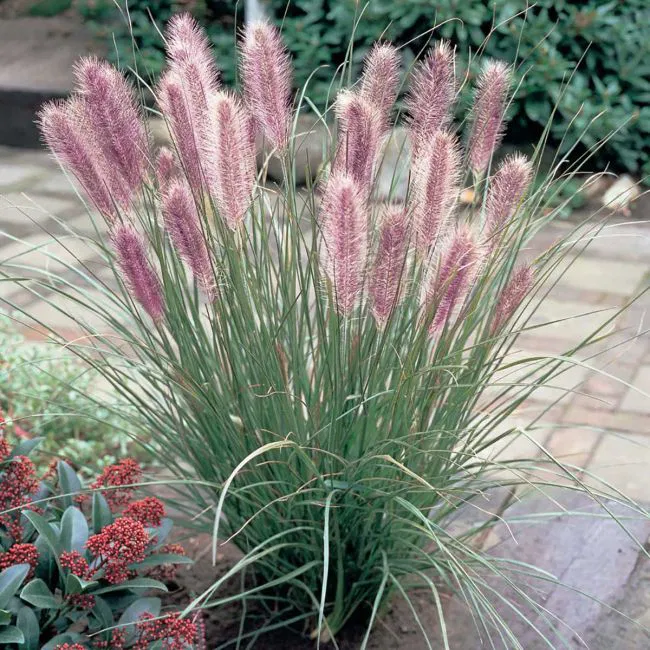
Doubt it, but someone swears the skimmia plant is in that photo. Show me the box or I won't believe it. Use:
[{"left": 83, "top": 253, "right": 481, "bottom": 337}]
[{"left": 1, "top": 11, "right": 647, "bottom": 648}]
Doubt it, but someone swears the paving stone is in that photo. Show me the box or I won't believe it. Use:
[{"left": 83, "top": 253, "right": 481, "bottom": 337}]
[
  {"left": 1, "top": 193, "right": 82, "bottom": 228},
  {"left": 619, "top": 366, "right": 650, "bottom": 414},
  {"left": 589, "top": 433, "right": 650, "bottom": 501},
  {"left": 0, "top": 162, "right": 47, "bottom": 190},
  {"left": 545, "top": 426, "right": 602, "bottom": 467}
]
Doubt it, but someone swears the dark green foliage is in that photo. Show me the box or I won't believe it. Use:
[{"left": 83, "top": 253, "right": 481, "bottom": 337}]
[
  {"left": 27, "top": 0, "right": 72, "bottom": 17},
  {"left": 80, "top": 0, "right": 650, "bottom": 174}
]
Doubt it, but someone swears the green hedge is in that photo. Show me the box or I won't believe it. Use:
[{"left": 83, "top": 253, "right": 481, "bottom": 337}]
[{"left": 81, "top": 0, "right": 650, "bottom": 177}]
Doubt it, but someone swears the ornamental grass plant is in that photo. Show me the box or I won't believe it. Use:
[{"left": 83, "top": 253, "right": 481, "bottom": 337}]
[{"left": 2, "top": 11, "right": 649, "bottom": 648}]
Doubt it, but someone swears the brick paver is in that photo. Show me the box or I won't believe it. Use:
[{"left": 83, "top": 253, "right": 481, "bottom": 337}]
[{"left": 1, "top": 144, "right": 649, "bottom": 501}]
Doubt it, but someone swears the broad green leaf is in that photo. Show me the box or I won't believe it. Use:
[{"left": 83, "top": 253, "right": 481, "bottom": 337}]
[
  {"left": 128, "top": 554, "right": 193, "bottom": 570},
  {"left": 93, "top": 578, "right": 168, "bottom": 595},
  {"left": 57, "top": 461, "right": 82, "bottom": 509},
  {"left": 23, "top": 511, "right": 63, "bottom": 565},
  {"left": 0, "top": 609, "right": 11, "bottom": 625},
  {"left": 65, "top": 573, "right": 98, "bottom": 596},
  {"left": 17, "top": 607, "right": 40, "bottom": 650},
  {"left": 60, "top": 506, "right": 89, "bottom": 553},
  {"left": 92, "top": 492, "right": 112, "bottom": 533},
  {"left": 41, "top": 633, "right": 83, "bottom": 650},
  {"left": 20, "top": 579, "right": 60, "bottom": 609},
  {"left": 91, "top": 595, "right": 114, "bottom": 630},
  {"left": 0, "top": 564, "right": 30, "bottom": 609},
  {"left": 8, "top": 438, "right": 43, "bottom": 459},
  {"left": 0, "top": 626, "right": 24, "bottom": 643}
]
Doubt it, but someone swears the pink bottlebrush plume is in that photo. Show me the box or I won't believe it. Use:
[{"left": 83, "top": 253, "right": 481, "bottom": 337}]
[
  {"left": 112, "top": 224, "right": 165, "bottom": 322},
  {"left": 157, "top": 71, "right": 205, "bottom": 194},
  {"left": 359, "top": 42, "right": 401, "bottom": 129},
  {"left": 162, "top": 178, "right": 216, "bottom": 298},
  {"left": 155, "top": 146, "right": 177, "bottom": 187},
  {"left": 319, "top": 173, "right": 369, "bottom": 315},
  {"left": 409, "top": 129, "right": 461, "bottom": 255},
  {"left": 422, "top": 225, "right": 483, "bottom": 335},
  {"left": 491, "top": 265, "right": 534, "bottom": 334},
  {"left": 74, "top": 57, "right": 148, "bottom": 207},
  {"left": 204, "top": 91, "right": 257, "bottom": 229},
  {"left": 406, "top": 41, "right": 456, "bottom": 151},
  {"left": 369, "top": 205, "right": 409, "bottom": 326},
  {"left": 468, "top": 60, "right": 511, "bottom": 176},
  {"left": 165, "top": 13, "right": 219, "bottom": 162},
  {"left": 38, "top": 99, "right": 116, "bottom": 221},
  {"left": 240, "top": 21, "right": 293, "bottom": 151},
  {"left": 334, "top": 91, "right": 384, "bottom": 195},
  {"left": 484, "top": 153, "right": 533, "bottom": 248}
]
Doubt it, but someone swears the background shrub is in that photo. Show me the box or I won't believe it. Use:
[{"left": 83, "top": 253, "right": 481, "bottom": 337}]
[{"left": 81, "top": 0, "right": 650, "bottom": 178}]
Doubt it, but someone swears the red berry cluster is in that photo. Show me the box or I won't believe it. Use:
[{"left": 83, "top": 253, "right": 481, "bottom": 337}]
[
  {"left": 149, "top": 543, "right": 186, "bottom": 582},
  {"left": 53, "top": 644, "right": 87, "bottom": 650},
  {"left": 92, "top": 628, "right": 127, "bottom": 649},
  {"left": 0, "top": 455, "right": 39, "bottom": 541},
  {"left": 89, "top": 458, "right": 142, "bottom": 510},
  {"left": 0, "top": 435, "right": 10, "bottom": 462},
  {"left": 86, "top": 517, "right": 150, "bottom": 584},
  {"left": 60, "top": 550, "right": 93, "bottom": 580},
  {"left": 123, "top": 497, "right": 166, "bottom": 527},
  {"left": 134, "top": 612, "right": 197, "bottom": 650},
  {"left": 0, "top": 543, "right": 39, "bottom": 577}
]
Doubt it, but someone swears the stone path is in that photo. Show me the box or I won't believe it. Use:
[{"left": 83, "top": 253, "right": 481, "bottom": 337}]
[{"left": 2, "top": 144, "right": 650, "bottom": 502}]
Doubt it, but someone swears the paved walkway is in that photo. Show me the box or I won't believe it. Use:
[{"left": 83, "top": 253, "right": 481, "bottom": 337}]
[{"left": 1, "top": 144, "right": 650, "bottom": 504}]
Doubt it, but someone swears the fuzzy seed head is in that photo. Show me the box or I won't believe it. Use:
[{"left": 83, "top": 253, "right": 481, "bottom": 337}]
[
  {"left": 157, "top": 71, "right": 206, "bottom": 194},
  {"left": 162, "top": 178, "right": 215, "bottom": 298},
  {"left": 406, "top": 41, "right": 456, "bottom": 151},
  {"left": 38, "top": 99, "right": 117, "bottom": 221},
  {"left": 468, "top": 60, "right": 511, "bottom": 176},
  {"left": 155, "top": 146, "right": 177, "bottom": 187},
  {"left": 409, "top": 129, "right": 462, "bottom": 255},
  {"left": 320, "top": 173, "right": 369, "bottom": 314},
  {"left": 359, "top": 43, "right": 401, "bottom": 129},
  {"left": 334, "top": 91, "right": 384, "bottom": 196},
  {"left": 240, "top": 21, "right": 293, "bottom": 151},
  {"left": 369, "top": 205, "right": 409, "bottom": 326},
  {"left": 484, "top": 153, "right": 533, "bottom": 248},
  {"left": 112, "top": 224, "right": 165, "bottom": 322},
  {"left": 491, "top": 265, "right": 534, "bottom": 334},
  {"left": 423, "top": 225, "right": 483, "bottom": 335},
  {"left": 204, "top": 91, "right": 257, "bottom": 229},
  {"left": 74, "top": 57, "right": 148, "bottom": 203}
]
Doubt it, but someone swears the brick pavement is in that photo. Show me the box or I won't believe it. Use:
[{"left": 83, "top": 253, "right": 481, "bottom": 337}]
[{"left": 1, "top": 144, "right": 650, "bottom": 501}]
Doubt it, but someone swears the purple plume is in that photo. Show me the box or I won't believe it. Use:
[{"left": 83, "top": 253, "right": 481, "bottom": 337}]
[
  {"left": 406, "top": 42, "right": 456, "bottom": 152},
  {"left": 157, "top": 71, "right": 205, "bottom": 194},
  {"left": 240, "top": 21, "right": 293, "bottom": 151},
  {"left": 369, "top": 205, "right": 409, "bottom": 326},
  {"left": 334, "top": 91, "right": 384, "bottom": 196},
  {"left": 484, "top": 154, "right": 533, "bottom": 248},
  {"left": 359, "top": 43, "right": 401, "bottom": 130},
  {"left": 204, "top": 91, "right": 257, "bottom": 229},
  {"left": 38, "top": 99, "right": 116, "bottom": 221},
  {"left": 162, "top": 179, "right": 215, "bottom": 299},
  {"left": 155, "top": 146, "right": 177, "bottom": 187},
  {"left": 422, "top": 225, "right": 483, "bottom": 335},
  {"left": 409, "top": 129, "right": 461, "bottom": 255},
  {"left": 74, "top": 57, "right": 148, "bottom": 206},
  {"left": 319, "top": 173, "right": 369, "bottom": 315},
  {"left": 491, "top": 265, "right": 534, "bottom": 334},
  {"left": 112, "top": 224, "right": 165, "bottom": 322},
  {"left": 468, "top": 60, "right": 511, "bottom": 176}
]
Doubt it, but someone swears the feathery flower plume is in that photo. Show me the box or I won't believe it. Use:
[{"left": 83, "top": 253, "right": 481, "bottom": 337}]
[
  {"left": 359, "top": 43, "right": 401, "bottom": 130},
  {"left": 468, "top": 60, "right": 511, "bottom": 176},
  {"left": 166, "top": 13, "right": 220, "bottom": 114},
  {"left": 409, "top": 129, "right": 461, "bottom": 255},
  {"left": 155, "top": 146, "right": 177, "bottom": 186},
  {"left": 74, "top": 57, "right": 148, "bottom": 204},
  {"left": 204, "top": 91, "right": 257, "bottom": 229},
  {"left": 320, "top": 173, "right": 369, "bottom": 314},
  {"left": 369, "top": 205, "right": 409, "bottom": 326},
  {"left": 334, "top": 91, "right": 384, "bottom": 195},
  {"left": 162, "top": 178, "right": 215, "bottom": 298},
  {"left": 112, "top": 224, "right": 165, "bottom": 322},
  {"left": 157, "top": 71, "right": 205, "bottom": 193},
  {"left": 484, "top": 153, "right": 533, "bottom": 248},
  {"left": 491, "top": 265, "right": 534, "bottom": 334},
  {"left": 422, "top": 225, "right": 483, "bottom": 335},
  {"left": 38, "top": 99, "right": 116, "bottom": 221},
  {"left": 406, "top": 41, "right": 456, "bottom": 151},
  {"left": 240, "top": 21, "right": 292, "bottom": 151}
]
